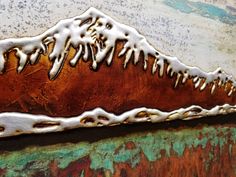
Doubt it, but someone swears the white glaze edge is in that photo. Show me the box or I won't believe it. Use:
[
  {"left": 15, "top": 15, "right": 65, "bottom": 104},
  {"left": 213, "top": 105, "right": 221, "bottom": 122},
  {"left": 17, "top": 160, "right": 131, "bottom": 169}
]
[
  {"left": 0, "top": 7, "right": 235, "bottom": 138},
  {"left": 0, "top": 104, "right": 235, "bottom": 137},
  {"left": 0, "top": 7, "right": 235, "bottom": 95}
]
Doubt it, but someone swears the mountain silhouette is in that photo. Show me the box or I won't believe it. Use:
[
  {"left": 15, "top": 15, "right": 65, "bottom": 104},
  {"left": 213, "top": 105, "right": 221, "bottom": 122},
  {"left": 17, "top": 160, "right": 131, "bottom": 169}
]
[{"left": 0, "top": 7, "right": 235, "bottom": 137}]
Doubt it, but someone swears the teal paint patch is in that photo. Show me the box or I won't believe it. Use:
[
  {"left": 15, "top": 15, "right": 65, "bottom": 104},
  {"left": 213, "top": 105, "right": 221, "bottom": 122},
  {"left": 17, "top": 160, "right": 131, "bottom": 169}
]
[
  {"left": 90, "top": 141, "right": 122, "bottom": 173},
  {"left": 114, "top": 144, "right": 141, "bottom": 168},
  {"left": 57, "top": 143, "right": 91, "bottom": 169},
  {"left": 136, "top": 133, "right": 172, "bottom": 160},
  {"left": 0, "top": 126, "right": 235, "bottom": 176},
  {"left": 164, "top": 0, "right": 236, "bottom": 25},
  {"left": 173, "top": 141, "right": 185, "bottom": 156},
  {"left": 0, "top": 143, "right": 91, "bottom": 177}
]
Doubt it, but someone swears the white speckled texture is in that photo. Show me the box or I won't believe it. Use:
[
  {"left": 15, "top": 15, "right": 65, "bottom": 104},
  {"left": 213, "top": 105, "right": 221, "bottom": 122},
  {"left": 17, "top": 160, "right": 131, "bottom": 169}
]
[
  {"left": 0, "top": 7, "right": 235, "bottom": 138},
  {"left": 0, "top": 7, "right": 235, "bottom": 94},
  {"left": 0, "top": 0, "right": 235, "bottom": 77}
]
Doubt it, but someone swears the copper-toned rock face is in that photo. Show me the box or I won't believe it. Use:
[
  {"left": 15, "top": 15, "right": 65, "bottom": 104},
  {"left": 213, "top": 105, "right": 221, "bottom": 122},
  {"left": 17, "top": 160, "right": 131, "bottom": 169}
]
[{"left": 0, "top": 7, "right": 235, "bottom": 137}]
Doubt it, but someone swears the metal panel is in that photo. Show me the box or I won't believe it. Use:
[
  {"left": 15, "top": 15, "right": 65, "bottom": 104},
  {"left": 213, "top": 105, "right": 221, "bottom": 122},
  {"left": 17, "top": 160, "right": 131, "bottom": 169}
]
[{"left": 0, "top": 114, "right": 236, "bottom": 177}]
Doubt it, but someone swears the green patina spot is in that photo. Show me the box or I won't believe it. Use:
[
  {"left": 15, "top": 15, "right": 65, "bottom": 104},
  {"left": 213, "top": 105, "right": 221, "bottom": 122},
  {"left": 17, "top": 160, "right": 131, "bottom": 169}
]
[
  {"left": 230, "top": 128, "right": 236, "bottom": 143},
  {"left": 0, "top": 143, "right": 91, "bottom": 177},
  {"left": 57, "top": 143, "right": 91, "bottom": 169},
  {"left": 137, "top": 132, "right": 172, "bottom": 161},
  {"left": 114, "top": 144, "right": 140, "bottom": 168},
  {"left": 173, "top": 141, "right": 185, "bottom": 156},
  {"left": 193, "top": 136, "right": 208, "bottom": 149},
  {"left": 0, "top": 126, "right": 236, "bottom": 176},
  {"left": 163, "top": 0, "right": 236, "bottom": 25},
  {"left": 90, "top": 141, "right": 122, "bottom": 173}
]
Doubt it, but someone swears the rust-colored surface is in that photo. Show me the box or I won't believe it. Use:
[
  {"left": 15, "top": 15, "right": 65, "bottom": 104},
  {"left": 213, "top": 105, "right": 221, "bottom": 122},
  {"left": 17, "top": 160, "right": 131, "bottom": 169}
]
[
  {"left": 49, "top": 147, "right": 235, "bottom": 177},
  {"left": 0, "top": 41, "right": 235, "bottom": 117},
  {"left": 0, "top": 114, "right": 236, "bottom": 177}
]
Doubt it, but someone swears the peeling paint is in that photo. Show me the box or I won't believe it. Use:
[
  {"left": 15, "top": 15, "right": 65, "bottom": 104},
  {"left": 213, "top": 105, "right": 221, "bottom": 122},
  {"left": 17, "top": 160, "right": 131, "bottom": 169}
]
[{"left": 0, "top": 126, "right": 236, "bottom": 176}]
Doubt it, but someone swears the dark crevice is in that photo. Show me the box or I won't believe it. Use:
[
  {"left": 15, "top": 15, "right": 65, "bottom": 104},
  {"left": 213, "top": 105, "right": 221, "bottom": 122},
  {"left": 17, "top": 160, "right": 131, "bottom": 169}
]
[
  {"left": 0, "top": 126, "right": 4, "bottom": 132},
  {"left": 33, "top": 121, "right": 60, "bottom": 128},
  {"left": 0, "top": 112, "right": 236, "bottom": 152}
]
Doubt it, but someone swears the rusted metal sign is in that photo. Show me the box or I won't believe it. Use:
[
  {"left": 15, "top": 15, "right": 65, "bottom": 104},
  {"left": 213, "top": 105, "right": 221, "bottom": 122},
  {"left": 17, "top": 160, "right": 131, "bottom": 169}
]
[
  {"left": 0, "top": 1, "right": 235, "bottom": 177},
  {"left": 0, "top": 7, "right": 235, "bottom": 137}
]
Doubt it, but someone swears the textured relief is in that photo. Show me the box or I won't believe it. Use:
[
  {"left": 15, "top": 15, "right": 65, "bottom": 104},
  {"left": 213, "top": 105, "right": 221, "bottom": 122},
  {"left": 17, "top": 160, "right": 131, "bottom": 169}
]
[{"left": 0, "top": 7, "right": 236, "bottom": 137}]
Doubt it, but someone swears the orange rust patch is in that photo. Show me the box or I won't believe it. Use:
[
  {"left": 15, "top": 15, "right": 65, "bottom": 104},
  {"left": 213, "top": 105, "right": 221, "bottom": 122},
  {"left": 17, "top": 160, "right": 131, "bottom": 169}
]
[{"left": 0, "top": 41, "right": 235, "bottom": 117}]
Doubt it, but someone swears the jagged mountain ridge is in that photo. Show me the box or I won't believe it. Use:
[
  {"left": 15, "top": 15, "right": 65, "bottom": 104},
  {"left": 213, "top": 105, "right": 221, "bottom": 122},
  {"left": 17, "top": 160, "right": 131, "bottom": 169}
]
[
  {"left": 0, "top": 7, "right": 235, "bottom": 96},
  {"left": 0, "top": 7, "right": 236, "bottom": 137}
]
